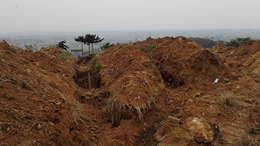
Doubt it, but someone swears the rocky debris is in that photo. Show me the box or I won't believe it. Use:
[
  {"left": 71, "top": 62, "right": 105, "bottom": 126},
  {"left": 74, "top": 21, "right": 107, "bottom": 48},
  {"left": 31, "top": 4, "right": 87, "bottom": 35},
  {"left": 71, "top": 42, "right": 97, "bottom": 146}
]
[{"left": 185, "top": 117, "right": 214, "bottom": 143}]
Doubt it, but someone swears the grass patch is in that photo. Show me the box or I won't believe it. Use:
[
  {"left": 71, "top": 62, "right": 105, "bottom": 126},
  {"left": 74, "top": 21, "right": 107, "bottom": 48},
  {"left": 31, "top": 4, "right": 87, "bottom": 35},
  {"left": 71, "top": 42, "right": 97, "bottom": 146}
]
[{"left": 59, "top": 51, "right": 68, "bottom": 61}]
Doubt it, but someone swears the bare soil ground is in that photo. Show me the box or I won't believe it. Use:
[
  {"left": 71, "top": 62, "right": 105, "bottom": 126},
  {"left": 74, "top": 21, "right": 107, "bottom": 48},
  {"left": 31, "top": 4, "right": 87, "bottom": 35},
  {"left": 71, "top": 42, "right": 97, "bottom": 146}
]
[{"left": 0, "top": 37, "right": 259, "bottom": 145}]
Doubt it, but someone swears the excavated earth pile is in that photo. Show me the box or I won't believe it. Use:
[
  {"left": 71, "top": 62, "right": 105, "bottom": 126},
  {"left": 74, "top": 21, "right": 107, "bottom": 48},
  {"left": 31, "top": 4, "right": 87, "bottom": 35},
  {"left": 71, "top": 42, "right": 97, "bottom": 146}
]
[
  {"left": 0, "top": 36, "right": 259, "bottom": 146},
  {"left": 0, "top": 41, "right": 94, "bottom": 145},
  {"left": 98, "top": 44, "right": 165, "bottom": 126}
]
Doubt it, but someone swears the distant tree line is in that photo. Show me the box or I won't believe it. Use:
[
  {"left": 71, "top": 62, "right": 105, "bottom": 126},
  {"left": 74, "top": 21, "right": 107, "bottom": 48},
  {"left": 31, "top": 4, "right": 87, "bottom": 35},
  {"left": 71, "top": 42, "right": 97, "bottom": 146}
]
[
  {"left": 190, "top": 37, "right": 257, "bottom": 48},
  {"left": 224, "top": 37, "right": 256, "bottom": 47},
  {"left": 189, "top": 37, "right": 224, "bottom": 48}
]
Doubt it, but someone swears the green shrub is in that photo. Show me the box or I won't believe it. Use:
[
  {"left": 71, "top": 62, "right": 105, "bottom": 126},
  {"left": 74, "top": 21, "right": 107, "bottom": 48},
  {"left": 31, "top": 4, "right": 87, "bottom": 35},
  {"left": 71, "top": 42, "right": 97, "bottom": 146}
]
[
  {"left": 59, "top": 51, "right": 68, "bottom": 61},
  {"left": 20, "top": 80, "right": 28, "bottom": 89},
  {"left": 150, "top": 45, "right": 156, "bottom": 50},
  {"left": 94, "top": 62, "right": 101, "bottom": 72},
  {"left": 100, "top": 42, "right": 115, "bottom": 50},
  {"left": 10, "top": 113, "right": 15, "bottom": 119},
  {"left": 24, "top": 44, "right": 38, "bottom": 52}
]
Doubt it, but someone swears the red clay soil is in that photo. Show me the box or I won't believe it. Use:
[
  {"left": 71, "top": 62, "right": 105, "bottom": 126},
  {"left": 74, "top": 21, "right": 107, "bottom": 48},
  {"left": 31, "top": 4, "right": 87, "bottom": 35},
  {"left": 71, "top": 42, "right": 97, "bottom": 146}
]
[
  {"left": 0, "top": 42, "right": 94, "bottom": 145},
  {"left": 0, "top": 37, "right": 259, "bottom": 146}
]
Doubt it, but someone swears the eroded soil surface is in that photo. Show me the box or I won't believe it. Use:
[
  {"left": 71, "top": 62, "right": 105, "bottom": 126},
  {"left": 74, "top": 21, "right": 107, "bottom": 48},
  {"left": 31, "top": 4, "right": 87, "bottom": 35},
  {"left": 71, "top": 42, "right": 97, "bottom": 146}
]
[{"left": 0, "top": 37, "right": 259, "bottom": 145}]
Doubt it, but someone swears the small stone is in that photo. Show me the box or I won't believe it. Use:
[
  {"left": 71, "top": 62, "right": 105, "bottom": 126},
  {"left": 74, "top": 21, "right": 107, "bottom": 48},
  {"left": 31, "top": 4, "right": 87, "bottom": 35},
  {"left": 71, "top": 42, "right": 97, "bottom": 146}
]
[
  {"left": 133, "top": 132, "right": 140, "bottom": 138},
  {"left": 186, "top": 99, "right": 194, "bottom": 105},
  {"left": 26, "top": 69, "right": 31, "bottom": 73},
  {"left": 6, "top": 127, "right": 10, "bottom": 132},
  {"left": 85, "top": 92, "right": 93, "bottom": 97},
  {"left": 168, "top": 116, "right": 180, "bottom": 124},
  {"left": 37, "top": 124, "right": 42, "bottom": 129},
  {"left": 55, "top": 101, "right": 61, "bottom": 106},
  {"left": 143, "top": 122, "right": 148, "bottom": 128}
]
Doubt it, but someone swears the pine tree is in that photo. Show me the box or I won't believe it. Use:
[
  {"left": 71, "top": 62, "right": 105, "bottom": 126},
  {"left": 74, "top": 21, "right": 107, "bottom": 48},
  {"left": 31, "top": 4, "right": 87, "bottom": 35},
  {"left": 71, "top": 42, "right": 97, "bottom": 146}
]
[{"left": 57, "top": 40, "right": 69, "bottom": 51}]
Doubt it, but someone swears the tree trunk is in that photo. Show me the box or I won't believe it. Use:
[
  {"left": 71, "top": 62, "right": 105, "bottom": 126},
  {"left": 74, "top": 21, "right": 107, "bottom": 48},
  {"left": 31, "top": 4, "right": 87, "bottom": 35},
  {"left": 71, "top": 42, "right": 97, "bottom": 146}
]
[
  {"left": 92, "top": 43, "right": 94, "bottom": 53},
  {"left": 82, "top": 43, "right": 83, "bottom": 56},
  {"left": 88, "top": 44, "right": 90, "bottom": 55}
]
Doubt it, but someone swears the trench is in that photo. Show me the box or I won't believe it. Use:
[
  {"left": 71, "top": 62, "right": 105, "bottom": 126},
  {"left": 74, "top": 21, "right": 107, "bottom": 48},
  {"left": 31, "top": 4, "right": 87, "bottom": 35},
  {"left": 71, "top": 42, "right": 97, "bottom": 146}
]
[
  {"left": 160, "top": 71, "right": 185, "bottom": 88},
  {"left": 73, "top": 54, "right": 101, "bottom": 91}
]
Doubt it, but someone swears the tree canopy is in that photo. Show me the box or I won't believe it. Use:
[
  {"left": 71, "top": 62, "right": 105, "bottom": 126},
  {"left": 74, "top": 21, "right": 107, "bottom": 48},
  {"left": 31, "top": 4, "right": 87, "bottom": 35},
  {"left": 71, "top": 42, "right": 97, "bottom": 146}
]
[
  {"left": 100, "top": 42, "right": 115, "bottom": 50},
  {"left": 75, "top": 34, "right": 104, "bottom": 54}
]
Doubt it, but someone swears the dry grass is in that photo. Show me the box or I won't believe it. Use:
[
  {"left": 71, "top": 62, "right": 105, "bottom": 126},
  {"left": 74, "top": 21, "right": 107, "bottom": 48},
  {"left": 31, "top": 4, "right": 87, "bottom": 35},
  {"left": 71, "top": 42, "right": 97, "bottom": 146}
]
[
  {"left": 107, "top": 94, "right": 157, "bottom": 127},
  {"left": 242, "top": 133, "right": 260, "bottom": 146},
  {"left": 219, "top": 92, "right": 240, "bottom": 117},
  {"left": 71, "top": 101, "right": 86, "bottom": 125},
  {"left": 218, "top": 91, "right": 260, "bottom": 145},
  {"left": 242, "top": 114, "right": 260, "bottom": 146},
  {"left": 106, "top": 95, "right": 123, "bottom": 127},
  {"left": 220, "top": 92, "right": 234, "bottom": 107}
]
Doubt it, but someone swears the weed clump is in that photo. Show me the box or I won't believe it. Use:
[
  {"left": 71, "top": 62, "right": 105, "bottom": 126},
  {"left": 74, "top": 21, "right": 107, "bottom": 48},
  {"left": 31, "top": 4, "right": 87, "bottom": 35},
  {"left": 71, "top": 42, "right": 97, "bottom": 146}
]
[
  {"left": 59, "top": 51, "right": 68, "bottom": 61},
  {"left": 94, "top": 62, "right": 101, "bottom": 72}
]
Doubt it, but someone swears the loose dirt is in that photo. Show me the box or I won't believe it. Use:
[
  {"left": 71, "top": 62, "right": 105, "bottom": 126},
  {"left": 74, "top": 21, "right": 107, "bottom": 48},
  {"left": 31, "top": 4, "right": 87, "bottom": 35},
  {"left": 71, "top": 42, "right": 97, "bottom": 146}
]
[{"left": 0, "top": 37, "right": 259, "bottom": 145}]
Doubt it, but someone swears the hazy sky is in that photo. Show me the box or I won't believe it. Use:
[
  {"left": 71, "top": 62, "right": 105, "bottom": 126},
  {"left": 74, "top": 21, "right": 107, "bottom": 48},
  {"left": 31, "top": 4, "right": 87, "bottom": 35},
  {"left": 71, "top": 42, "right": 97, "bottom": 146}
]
[{"left": 1, "top": 0, "right": 260, "bottom": 33}]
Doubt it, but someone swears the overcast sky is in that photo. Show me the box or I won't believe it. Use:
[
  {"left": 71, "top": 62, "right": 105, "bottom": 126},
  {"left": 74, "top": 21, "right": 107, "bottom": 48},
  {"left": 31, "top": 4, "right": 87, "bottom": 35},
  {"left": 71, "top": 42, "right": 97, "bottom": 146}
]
[{"left": 1, "top": 0, "right": 260, "bottom": 33}]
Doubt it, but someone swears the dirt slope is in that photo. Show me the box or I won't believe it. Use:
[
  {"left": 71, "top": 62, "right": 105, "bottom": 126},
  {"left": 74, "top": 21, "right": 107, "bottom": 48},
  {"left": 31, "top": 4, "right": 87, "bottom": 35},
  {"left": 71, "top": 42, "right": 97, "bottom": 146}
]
[
  {"left": 0, "top": 37, "right": 259, "bottom": 146},
  {"left": 0, "top": 41, "right": 94, "bottom": 145}
]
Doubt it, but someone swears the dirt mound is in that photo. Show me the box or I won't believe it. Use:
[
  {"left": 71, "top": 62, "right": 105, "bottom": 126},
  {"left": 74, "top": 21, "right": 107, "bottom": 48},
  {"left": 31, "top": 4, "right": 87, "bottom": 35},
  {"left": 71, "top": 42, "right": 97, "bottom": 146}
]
[
  {"left": 98, "top": 44, "right": 165, "bottom": 126},
  {"left": 151, "top": 36, "right": 236, "bottom": 89},
  {"left": 0, "top": 36, "right": 259, "bottom": 146},
  {"left": 214, "top": 41, "right": 260, "bottom": 83},
  {"left": 0, "top": 41, "right": 94, "bottom": 145}
]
